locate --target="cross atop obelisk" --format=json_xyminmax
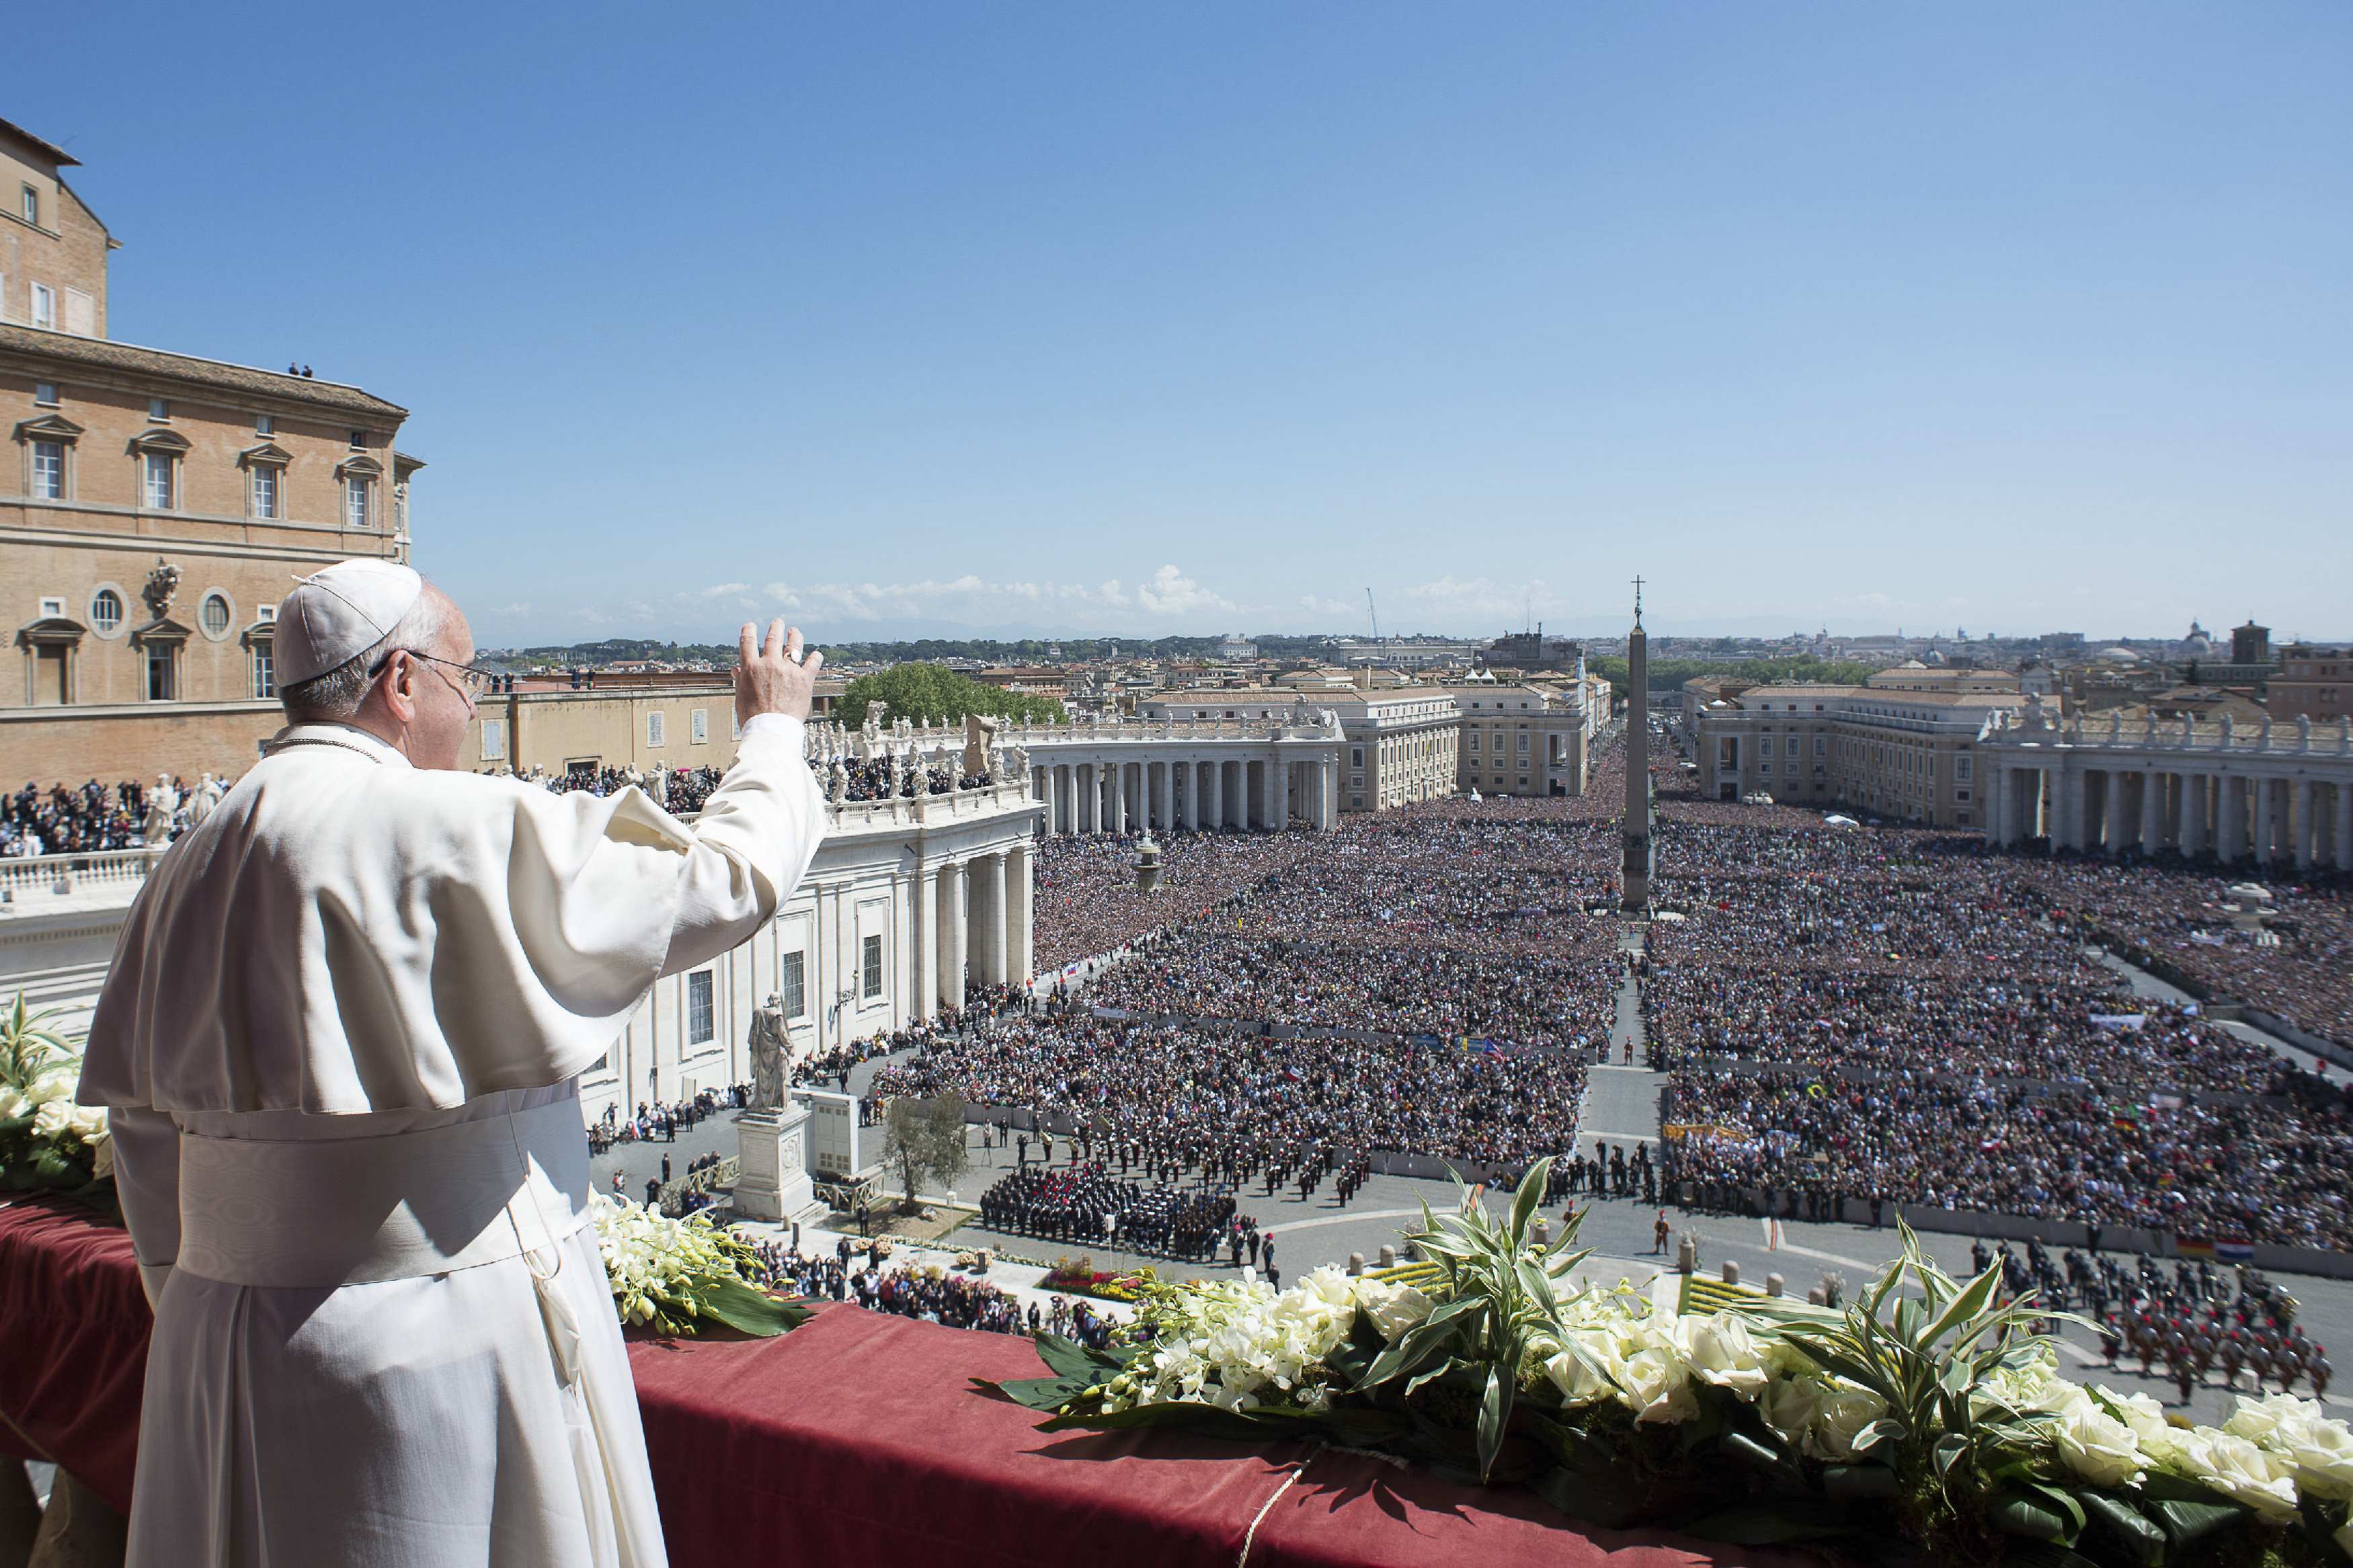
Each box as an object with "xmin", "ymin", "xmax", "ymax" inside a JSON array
[{"xmin": 1620, "ymin": 579, "xmax": 1652, "ymax": 915}]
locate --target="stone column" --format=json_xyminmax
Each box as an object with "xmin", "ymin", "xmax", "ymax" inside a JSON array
[
  {"xmin": 914, "ymin": 862, "xmax": 939, "ymax": 1021},
  {"xmin": 1182, "ymin": 760, "xmax": 1199, "ymax": 829},
  {"xmin": 1006, "ymin": 841, "xmax": 1033, "ymax": 982},
  {"xmin": 1154, "ymin": 759, "xmax": 1172, "ymax": 831},
  {"xmin": 2181, "ymin": 774, "xmax": 2208, "ymax": 859},
  {"xmin": 942, "ymin": 860, "xmax": 967, "ymax": 1008},
  {"xmin": 2254, "ymin": 777, "xmax": 2278, "ymax": 864},
  {"xmin": 2336, "ymin": 781, "xmax": 2353, "ymax": 872},
  {"xmin": 2295, "ymin": 778, "xmax": 2317, "ymax": 870},
  {"xmin": 1206, "ymin": 759, "xmax": 1223, "ymax": 830},
  {"xmin": 1109, "ymin": 760, "xmax": 1126, "ymax": 835},
  {"xmin": 2139, "ymin": 770, "xmax": 2164, "ymax": 856},
  {"xmin": 2059, "ymin": 769, "xmax": 2087, "ymax": 852},
  {"xmin": 977, "ymin": 852, "xmax": 1008, "ymax": 985},
  {"xmin": 1320, "ymin": 760, "xmax": 1336, "ymax": 828},
  {"xmin": 1037, "ymin": 766, "xmax": 1056, "ymax": 834},
  {"xmin": 1273, "ymin": 755, "xmax": 1290, "ymax": 829},
  {"xmin": 2219, "ymin": 776, "xmax": 2247, "ymax": 863}
]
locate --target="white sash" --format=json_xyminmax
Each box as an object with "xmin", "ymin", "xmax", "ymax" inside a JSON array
[{"xmin": 175, "ymin": 1096, "xmax": 591, "ymax": 1290}]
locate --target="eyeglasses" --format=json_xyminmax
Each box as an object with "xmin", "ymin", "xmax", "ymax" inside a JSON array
[{"xmin": 378, "ymin": 648, "xmax": 496, "ymax": 702}]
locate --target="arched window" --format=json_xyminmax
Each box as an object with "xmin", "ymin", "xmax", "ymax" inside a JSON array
[
  {"xmin": 200, "ymin": 593, "xmax": 233, "ymax": 638},
  {"xmin": 90, "ymin": 588, "xmax": 123, "ymax": 634}
]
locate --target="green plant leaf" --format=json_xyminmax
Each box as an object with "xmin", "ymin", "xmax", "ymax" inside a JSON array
[
  {"xmin": 1475, "ymin": 1362, "xmax": 1510, "ymax": 1484},
  {"xmin": 2073, "ymin": 1491, "xmax": 2165, "ymax": 1567},
  {"xmin": 1987, "ymin": 1487, "xmax": 2075, "ymax": 1542},
  {"xmin": 1919, "ymin": 1264, "xmax": 2001, "ymax": 1351},
  {"xmin": 1031, "ymin": 1332, "xmax": 1111, "ymax": 1384},
  {"xmin": 2147, "ymin": 1497, "xmax": 2245, "ymax": 1548},
  {"xmin": 1509, "ymin": 1157, "xmax": 1548, "ymax": 1247}
]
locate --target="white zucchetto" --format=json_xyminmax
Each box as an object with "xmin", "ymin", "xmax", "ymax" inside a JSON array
[{"xmin": 274, "ymin": 560, "xmax": 424, "ymax": 686}]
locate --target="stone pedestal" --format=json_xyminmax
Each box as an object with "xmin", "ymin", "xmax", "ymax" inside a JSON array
[{"xmin": 734, "ymin": 1102, "xmax": 816, "ymax": 1222}]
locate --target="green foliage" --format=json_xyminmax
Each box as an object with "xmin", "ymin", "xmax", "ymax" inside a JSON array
[
  {"xmin": 834, "ymin": 665, "xmax": 1066, "ymax": 730},
  {"xmin": 882, "ymin": 1094, "xmax": 971, "ymax": 1213},
  {"xmin": 1357, "ymin": 1158, "xmax": 1594, "ymax": 1483},
  {"xmin": 1, "ymin": 993, "xmax": 77, "ymax": 1088},
  {"xmin": 0, "ymin": 994, "xmax": 111, "ymax": 1211}
]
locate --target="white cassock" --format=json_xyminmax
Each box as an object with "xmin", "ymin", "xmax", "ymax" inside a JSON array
[{"xmin": 77, "ymin": 714, "xmax": 825, "ymax": 1568}]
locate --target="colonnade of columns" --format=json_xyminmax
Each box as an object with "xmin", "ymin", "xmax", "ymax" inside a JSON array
[
  {"xmin": 1987, "ymin": 762, "xmax": 2353, "ymax": 871},
  {"xmin": 1029, "ymin": 753, "xmax": 1337, "ymax": 835},
  {"xmin": 909, "ymin": 841, "xmax": 1035, "ymax": 1022}
]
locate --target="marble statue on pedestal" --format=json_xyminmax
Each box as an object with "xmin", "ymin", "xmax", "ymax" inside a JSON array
[{"xmin": 748, "ymin": 994, "xmax": 789, "ymax": 1109}]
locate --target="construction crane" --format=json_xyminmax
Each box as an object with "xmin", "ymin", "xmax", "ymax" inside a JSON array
[{"xmin": 1365, "ymin": 588, "xmax": 1381, "ymax": 661}]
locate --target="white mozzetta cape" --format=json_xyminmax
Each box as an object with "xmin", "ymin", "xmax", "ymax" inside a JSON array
[{"xmin": 77, "ymin": 716, "xmax": 825, "ymax": 1568}]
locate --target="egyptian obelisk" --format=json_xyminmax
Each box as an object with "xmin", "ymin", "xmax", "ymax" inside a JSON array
[{"xmin": 1620, "ymin": 579, "xmax": 1652, "ymax": 915}]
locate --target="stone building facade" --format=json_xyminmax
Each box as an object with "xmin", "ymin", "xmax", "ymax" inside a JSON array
[
  {"xmin": 1691, "ymin": 682, "xmax": 2022, "ymax": 828},
  {"xmin": 1, "ymin": 114, "xmax": 417, "ymax": 784},
  {"xmin": 1022, "ymin": 712, "xmax": 1345, "ymax": 833},
  {"xmin": 1136, "ymin": 688, "xmax": 1460, "ymax": 813},
  {"xmin": 582, "ymin": 777, "xmax": 1038, "ymax": 1125},
  {"xmin": 2267, "ymin": 647, "xmax": 2352, "ymax": 724},
  {"xmin": 1978, "ymin": 706, "xmax": 2353, "ymax": 871},
  {"xmin": 1446, "ymin": 682, "xmax": 1601, "ymax": 798}
]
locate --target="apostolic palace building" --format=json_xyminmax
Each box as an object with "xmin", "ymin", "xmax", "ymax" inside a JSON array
[{"xmin": 1, "ymin": 114, "xmax": 421, "ymax": 784}]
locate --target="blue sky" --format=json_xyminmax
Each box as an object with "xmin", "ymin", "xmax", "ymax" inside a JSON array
[{"xmin": 23, "ymin": 3, "xmax": 2352, "ymax": 644}]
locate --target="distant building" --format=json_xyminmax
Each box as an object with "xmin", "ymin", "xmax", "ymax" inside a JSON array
[
  {"xmin": 2, "ymin": 113, "xmax": 420, "ymax": 783},
  {"xmin": 1480, "ymin": 628, "xmax": 1581, "ymax": 672},
  {"xmin": 1214, "ymin": 634, "xmax": 1259, "ymax": 662},
  {"xmin": 1863, "ymin": 666, "xmax": 2020, "ymax": 696},
  {"xmin": 1138, "ymin": 687, "xmax": 1459, "ymax": 812},
  {"xmin": 2268, "ymin": 646, "xmax": 2352, "ymax": 723},
  {"xmin": 2231, "ymin": 621, "xmax": 2273, "ymax": 667},
  {"xmin": 1693, "ymin": 683, "xmax": 2023, "ymax": 829},
  {"xmin": 1444, "ymin": 682, "xmax": 1599, "ymax": 798}
]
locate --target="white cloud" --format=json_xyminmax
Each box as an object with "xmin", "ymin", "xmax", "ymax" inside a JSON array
[
  {"xmin": 1135, "ymin": 564, "xmax": 1236, "ymax": 616},
  {"xmin": 698, "ymin": 582, "xmax": 752, "ymax": 600},
  {"xmin": 1404, "ymin": 575, "xmax": 1568, "ymax": 622},
  {"xmin": 1298, "ymin": 593, "xmax": 1357, "ymax": 618}
]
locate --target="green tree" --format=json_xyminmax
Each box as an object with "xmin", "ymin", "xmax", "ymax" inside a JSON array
[
  {"xmin": 834, "ymin": 663, "xmax": 1066, "ymax": 729},
  {"xmin": 881, "ymin": 1094, "xmax": 971, "ymax": 1214}
]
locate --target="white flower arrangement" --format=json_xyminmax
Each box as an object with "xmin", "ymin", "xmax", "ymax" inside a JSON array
[
  {"xmin": 997, "ymin": 1161, "xmax": 2353, "ymax": 1565},
  {"xmin": 1, "ymin": 996, "xmax": 112, "ymax": 1192},
  {"xmin": 1093, "ymin": 1266, "xmax": 1365, "ymax": 1415},
  {"xmin": 588, "ymin": 1193, "xmax": 807, "ymax": 1338}
]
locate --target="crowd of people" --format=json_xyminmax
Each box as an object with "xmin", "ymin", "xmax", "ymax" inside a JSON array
[
  {"xmin": 587, "ymin": 1085, "xmax": 748, "ymax": 1154},
  {"xmin": 2022, "ymin": 858, "xmax": 2353, "ymax": 1051},
  {"xmin": 3, "ymin": 775, "xmax": 210, "ymax": 855},
  {"xmin": 1030, "ymin": 829, "xmax": 1318, "ymax": 973},
  {"xmin": 1644, "ymin": 815, "xmax": 2353, "ymax": 1248},
  {"xmin": 875, "ymin": 1011, "xmax": 1592, "ymax": 1178},
  {"xmin": 738, "ymin": 1235, "xmax": 1039, "ymax": 1336},
  {"xmin": 977, "ymin": 1163, "xmax": 1241, "ymax": 1262}
]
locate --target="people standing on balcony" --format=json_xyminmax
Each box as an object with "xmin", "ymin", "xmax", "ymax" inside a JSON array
[{"xmin": 77, "ymin": 560, "xmax": 828, "ymax": 1568}]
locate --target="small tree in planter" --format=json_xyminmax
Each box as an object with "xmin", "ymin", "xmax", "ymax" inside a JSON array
[{"xmin": 882, "ymin": 1094, "xmax": 969, "ymax": 1216}]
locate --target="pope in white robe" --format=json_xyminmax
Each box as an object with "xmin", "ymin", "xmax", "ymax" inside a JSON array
[{"xmin": 77, "ymin": 562, "xmax": 828, "ymax": 1568}]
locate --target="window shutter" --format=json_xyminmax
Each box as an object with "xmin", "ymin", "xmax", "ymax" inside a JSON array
[{"xmin": 63, "ymin": 289, "xmax": 93, "ymax": 336}]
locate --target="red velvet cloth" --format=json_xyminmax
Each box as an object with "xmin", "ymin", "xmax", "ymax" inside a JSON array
[
  {"xmin": 632, "ymin": 1307, "xmax": 1808, "ymax": 1567},
  {"xmin": 0, "ymin": 1198, "xmax": 149, "ymax": 1515},
  {"xmin": 1, "ymin": 1198, "xmax": 1802, "ymax": 1565}
]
